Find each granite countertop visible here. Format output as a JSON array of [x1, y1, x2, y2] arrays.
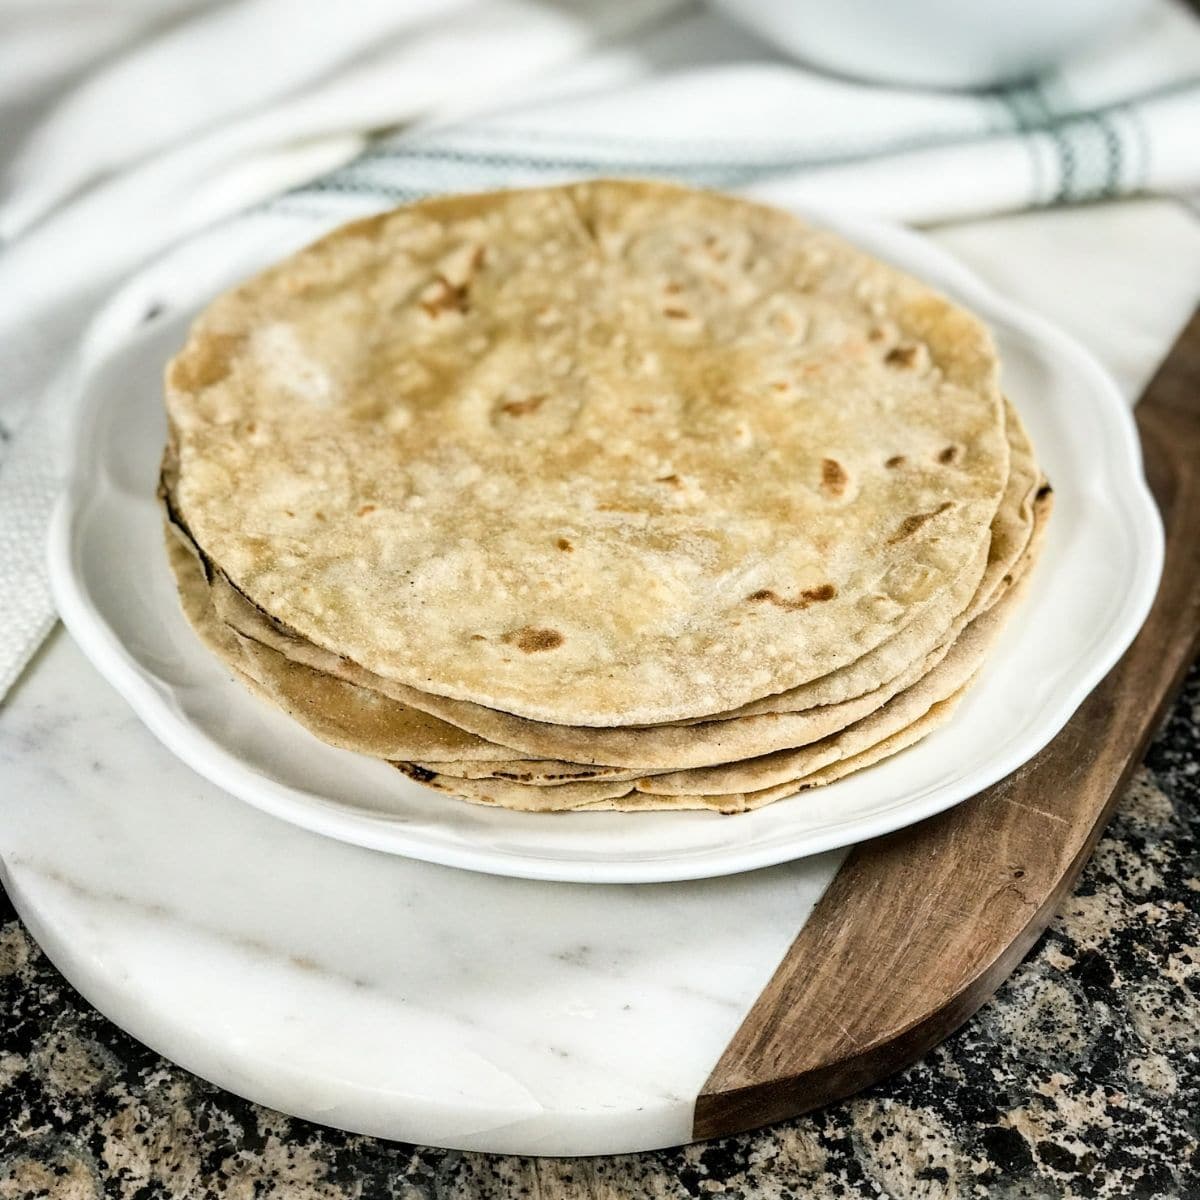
[[1, 660, 1196, 1199]]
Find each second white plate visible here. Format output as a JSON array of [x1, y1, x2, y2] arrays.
[[48, 203, 1162, 883]]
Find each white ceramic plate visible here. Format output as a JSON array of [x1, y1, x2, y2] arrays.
[[48, 204, 1162, 884]]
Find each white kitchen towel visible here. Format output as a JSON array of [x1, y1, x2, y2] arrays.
[[1, 0, 1198, 698], [0, 0, 693, 241]]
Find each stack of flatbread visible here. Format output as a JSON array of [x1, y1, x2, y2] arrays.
[[161, 180, 1051, 814]]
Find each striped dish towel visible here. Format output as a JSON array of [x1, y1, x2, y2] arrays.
[[1, 0, 1198, 698]]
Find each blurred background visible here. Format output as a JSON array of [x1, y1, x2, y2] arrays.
[[3, 0, 1199, 287]]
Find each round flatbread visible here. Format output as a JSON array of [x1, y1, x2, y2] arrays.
[[166, 179, 1008, 726]]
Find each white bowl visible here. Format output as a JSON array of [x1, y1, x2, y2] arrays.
[[710, 0, 1154, 89]]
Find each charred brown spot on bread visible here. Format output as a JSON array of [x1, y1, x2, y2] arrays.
[[400, 764, 437, 784], [747, 583, 837, 611], [703, 235, 728, 262], [573, 200, 600, 245], [357, 504, 376, 517], [663, 306, 692, 320], [556, 537, 574, 552], [937, 445, 961, 465], [500, 394, 545, 417], [885, 344, 918, 368], [664, 281, 683, 295], [885, 455, 906, 468], [420, 275, 469, 318], [888, 501, 953, 543], [820, 458, 848, 498], [867, 327, 887, 343], [1036, 483, 1053, 500], [169, 331, 245, 391], [656, 473, 682, 487], [502, 626, 565, 653]]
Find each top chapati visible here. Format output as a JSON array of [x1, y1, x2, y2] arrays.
[[166, 180, 1009, 726]]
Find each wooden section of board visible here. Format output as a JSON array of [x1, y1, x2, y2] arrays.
[[694, 309, 1200, 1142]]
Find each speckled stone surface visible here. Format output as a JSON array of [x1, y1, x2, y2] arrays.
[[2, 663, 1198, 1199]]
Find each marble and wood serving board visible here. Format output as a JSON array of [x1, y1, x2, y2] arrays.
[[1, 314, 1197, 1157]]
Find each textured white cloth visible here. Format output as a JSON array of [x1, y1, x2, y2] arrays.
[[1, 0, 1199, 698]]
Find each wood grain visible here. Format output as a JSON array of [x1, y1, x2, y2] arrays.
[[694, 309, 1200, 1142]]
